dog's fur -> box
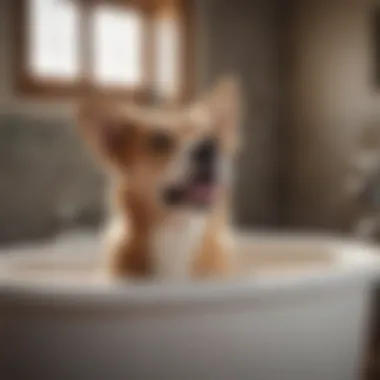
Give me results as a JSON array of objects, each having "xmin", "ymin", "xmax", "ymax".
[{"xmin": 77, "ymin": 77, "xmax": 240, "ymax": 280}]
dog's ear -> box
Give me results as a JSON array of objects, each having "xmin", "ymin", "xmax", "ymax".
[
  {"xmin": 77, "ymin": 99, "xmax": 136, "ymax": 167},
  {"xmin": 197, "ymin": 76, "xmax": 241, "ymax": 150},
  {"xmin": 203, "ymin": 76, "xmax": 240, "ymax": 131}
]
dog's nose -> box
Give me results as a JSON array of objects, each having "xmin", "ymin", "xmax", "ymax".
[
  {"xmin": 192, "ymin": 138, "xmax": 217, "ymax": 165},
  {"xmin": 191, "ymin": 138, "xmax": 218, "ymax": 184}
]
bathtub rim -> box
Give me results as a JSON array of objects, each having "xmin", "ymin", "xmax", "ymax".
[{"xmin": 0, "ymin": 233, "xmax": 379, "ymax": 309}]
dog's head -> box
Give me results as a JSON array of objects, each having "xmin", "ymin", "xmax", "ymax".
[{"xmin": 78, "ymin": 77, "xmax": 241, "ymax": 211}]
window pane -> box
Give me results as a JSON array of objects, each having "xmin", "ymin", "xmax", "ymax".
[
  {"xmin": 27, "ymin": 0, "xmax": 80, "ymax": 79},
  {"xmin": 155, "ymin": 16, "xmax": 180, "ymax": 99},
  {"xmin": 92, "ymin": 6, "xmax": 143, "ymax": 86}
]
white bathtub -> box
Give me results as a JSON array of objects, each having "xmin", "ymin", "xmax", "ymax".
[{"xmin": 0, "ymin": 232, "xmax": 379, "ymax": 380}]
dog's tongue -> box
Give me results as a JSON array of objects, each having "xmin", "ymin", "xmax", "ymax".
[{"xmin": 187, "ymin": 183, "xmax": 215, "ymax": 204}]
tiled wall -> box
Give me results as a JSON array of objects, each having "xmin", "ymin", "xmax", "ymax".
[{"xmin": 0, "ymin": 114, "xmax": 106, "ymax": 244}]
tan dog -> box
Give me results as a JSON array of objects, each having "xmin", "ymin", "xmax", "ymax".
[{"xmin": 78, "ymin": 77, "xmax": 240, "ymax": 280}]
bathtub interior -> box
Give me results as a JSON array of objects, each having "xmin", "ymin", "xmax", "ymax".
[{"xmin": 0, "ymin": 232, "xmax": 377, "ymax": 287}]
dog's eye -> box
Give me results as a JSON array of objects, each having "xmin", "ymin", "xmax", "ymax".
[{"xmin": 147, "ymin": 131, "xmax": 175, "ymax": 154}]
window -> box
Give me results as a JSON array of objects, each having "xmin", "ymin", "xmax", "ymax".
[{"xmin": 13, "ymin": 0, "xmax": 194, "ymax": 102}]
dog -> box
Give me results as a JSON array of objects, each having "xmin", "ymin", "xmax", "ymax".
[{"xmin": 77, "ymin": 77, "xmax": 240, "ymax": 280}]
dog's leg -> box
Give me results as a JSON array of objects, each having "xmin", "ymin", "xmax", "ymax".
[
  {"xmin": 108, "ymin": 237, "xmax": 150, "ymax": 278},
  {"xmin": 105, "ymin": 218, "xmax": 151, "ymax": 278},
  {"xmin": 192, "ymin": 228, "xmax": 235, "ymax": 278}
]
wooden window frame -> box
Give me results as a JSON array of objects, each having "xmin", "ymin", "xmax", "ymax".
[{"xmin": 12, "ymin": 0, "xmax": 195, "ymax": 103}]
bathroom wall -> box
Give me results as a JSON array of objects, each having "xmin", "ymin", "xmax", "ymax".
[
  {"xmin": 0, "ymin": 0, "xmax": 104, "ymax": 244},
  {"xmin": 283, "ymin": 0, "xmax": 378, "ymax": 231},
  {"xmin": 196, "ymin": 0, "xmax": 282, "ymax": 227}
]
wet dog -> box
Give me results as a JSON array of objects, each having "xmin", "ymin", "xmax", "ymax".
[{"xmin": 77, "ymin": 77, "xmax": 240, "ymax": 279}]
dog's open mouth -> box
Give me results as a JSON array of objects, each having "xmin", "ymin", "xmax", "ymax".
[
  {"xmin": 186, "ymin": 182, "xmax": 216, "ymax": 205},
  {"xmin": 163, "ymin": 182, "xmax": 217, "ymax": 209}
]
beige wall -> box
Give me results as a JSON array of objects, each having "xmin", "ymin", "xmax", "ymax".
[{"xmin": 285, "ymin": 0, "xmax": 378, "ymax": 230}]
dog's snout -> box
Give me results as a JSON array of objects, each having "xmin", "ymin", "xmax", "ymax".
[
  {"xmin": 192, "ymin": 139, "xmax": 217, "ymax": 164},
  {"xmin": 191, "ymin": 138, "xmax": 218, "ymax": 184}
]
